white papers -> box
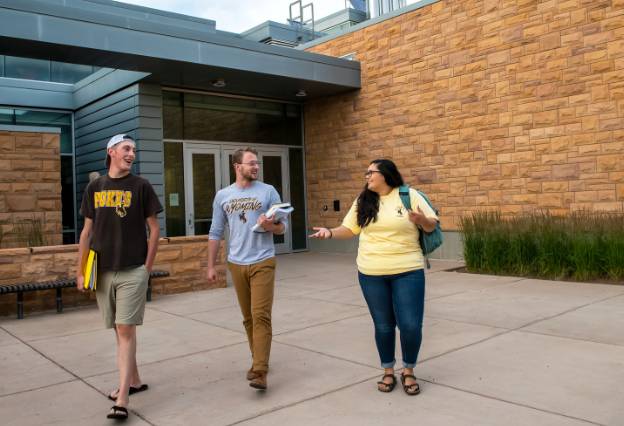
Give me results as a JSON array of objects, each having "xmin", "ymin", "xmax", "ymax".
[{"xmin": 252, "ymin": 203, "xmax": 294, "ymax": 233}]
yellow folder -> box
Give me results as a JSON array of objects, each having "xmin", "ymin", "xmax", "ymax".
[{"xmin": 83, "ymin": 249, "xmax": 98, "ymax": 291}]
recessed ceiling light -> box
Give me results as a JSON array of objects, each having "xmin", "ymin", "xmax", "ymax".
[
  {"xmin": 211, "ymin": 78, "xmax": 226, "ymax": 88},
  {"xmin": 296, "ymin": 89, "xmax": 307, "ymax": 97}
]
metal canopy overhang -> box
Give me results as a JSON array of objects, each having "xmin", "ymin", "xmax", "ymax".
[{"xmin": 0, "ymin": 0, "xmax": 361, "ymax": 101}]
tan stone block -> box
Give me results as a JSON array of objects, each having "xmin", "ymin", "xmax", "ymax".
[
  {"xmin": 497, "ymin": 153, "xmax": 512, "ymax": 163},
  {"xmin": 597, "ymin": 190, "xmax": 616, "ymax": 202},
  {"xmin": 524, "ymin": 24, "xmax": 549, "ymax": 39},
  {"xmin": 543, "ymin": 181, "xmax": 569, "ymax": 192},
  {"xmin": 550, "ymin": 136, "xmax": 572, "ymax": 152},
  {"xmin": 5, "ymin": 195, "xmax": 37, "ymax": 212},
  {"xmin": 541, "ymin": 33, "xmax": 561, "ymax": 50},
  {"xmin": 575, "ymin": 191, "xmax": 598, "ymax": 202},
  {"xmin": 599, "ymin": 118, "xmax": 623, "ymax": 131},
  {"xmin": 0, "ymin": 134, "xmax": 15, "ymax": 152},
  {"xmin": 602, "ymin": 141, "xmax": 624, "ymax": 153},
  {"xmin": 11, "ymin": 160, "xmax": 41, "ymax": 171},
  {"xmin": 534, "ymin": 110, "xmax": 558, "ymax": 126},
  {"xmin": 592, "ymin": 60, "xmax": 613, "ymax": 73},
  {"xmin": 512, "ymin": 113, "xmax": 533, "ymax": 125},
  {"xmin": 15, "ymin": 136, "xmax": 42, "ymax": 149},
  {"xmin": 500, "ymin": 164, "xmax": 518, "ymax": 177},
  {"xmin": 9, "ymin": 182, "xmax": 31, "ymax": 192},
  {"xmin": 604, "ymin": 70, "xmax": 623, "ymax": 83},
  {"xmin": 616, "ymin": 184, "xmax": 624, "ymax": 200},
  {"xmin": 37, "ymin": 200, "xmax": 59, "ymax": 211},
  {"xmin": 597, "ymin": 155, "xmax": 620, "ymax": 171},
  {"xmin": 538, "ymin": 193, "xmax": 563, "ymax": 207},
  {"xmin": 172, "ymin": 260, "xmax": 201, "ymax": 274},
  {"xmin": 578, "ymin": 143, "xmax": 602, "ymax": 154},
  {"xmin": 0, "ymin": 263, "xmax": 22, "ymax": 279},
  {"xmin": 552, "ymin": 164, "xmax": 580, "ymax": 179},
  {"xmin": 569, "ymin": 93, "xmax": 591, "ymax": 106},
  {"xmin": 541, "ymin": 153, "xmax": 568, "ymax": 164},
  {"xmin": 592, "ymin": 202, "xmax": 623, "ymax": 211},
  {"xmin": 512, "ymin": 193, "xmax": 537, "ymax": 204},
  {"xmin": 607, "ymin": 39, "xmax": 624, "ymax": 58},
  {"xmin": 511, "ymin": 151, "xmax": 536, "ymax": 162}
]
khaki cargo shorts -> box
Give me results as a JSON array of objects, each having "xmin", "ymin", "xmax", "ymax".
[{"xmin": 96, "ymin": 265, "xmax": 149, "ymax": 329}]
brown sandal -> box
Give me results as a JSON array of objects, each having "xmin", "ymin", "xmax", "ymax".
[
  {"xmin": 400, "ymin": 374, "xmax": 420, "ymax": 395},
  {"xmin": 377, "ymin": 374, "xmax": 396, "ymax": 392}
]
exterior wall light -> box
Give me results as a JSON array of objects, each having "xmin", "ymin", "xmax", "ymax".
[
  {"xmin": 296, "ymin": 89, "xmax": 307, "ymax": 97},
  {"xmin": 211, "ymin": 78, "xmax": 226, "ymax": 88}
]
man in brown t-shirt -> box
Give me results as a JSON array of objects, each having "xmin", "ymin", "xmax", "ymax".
[{"xmin": 76, "ymin": 134, "xmax": 162, "ymax": 421}]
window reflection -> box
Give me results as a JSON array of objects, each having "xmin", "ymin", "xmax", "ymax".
[{"xmin": 0, "ymin": 56, "xmax": 99, "ymax": 84}]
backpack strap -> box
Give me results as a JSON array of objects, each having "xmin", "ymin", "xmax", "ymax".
[
  {"xmin": 398, "ymin": 185, "xmax": 411, "ymax": 211},
  {"xmin": 400, "ymin": 185, "xmax": 433, "ymax": 270}
]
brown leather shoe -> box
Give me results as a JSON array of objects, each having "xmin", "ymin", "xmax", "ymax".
[
  {"xmin": 246, "ymin": 368, "xmax": 261, "ymax": 381},
  {"xmin": 249, "ymin": 371, "xmax": 267, "ymax": 390}
]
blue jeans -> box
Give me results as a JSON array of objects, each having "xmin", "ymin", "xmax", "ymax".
[{"xmin": 358, "ymin": 269, "xmax": 425, "ymax": 369}]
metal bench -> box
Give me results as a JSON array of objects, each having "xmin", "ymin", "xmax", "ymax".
[{"xmin": 0, "ymin": 270, "xmax": 169, "ymax": 319}]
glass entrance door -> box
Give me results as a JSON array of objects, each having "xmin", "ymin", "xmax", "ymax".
[
  {"xmin": 183, "ymin": 145, "xmax": 221, "ymax": 236},
  {"xmin": 221, "ymin": 147, "xmax": 291, "ymax": 253}
]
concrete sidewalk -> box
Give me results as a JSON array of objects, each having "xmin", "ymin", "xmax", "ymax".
[{"xmin": 1, "ymin": 252, "xmax": 623, "ymax": 426}]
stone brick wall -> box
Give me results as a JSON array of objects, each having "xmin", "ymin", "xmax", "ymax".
[
  {"xmin": 0, "ymin": 237, "xmax": 226, "ymax": 317},
  {"xmin": 0, "ymin": 131, "xmax": 63, "ymax": 247},
  {"xmin": 305, "ymin": 0, "xmax": 624, "ymax": 230}
]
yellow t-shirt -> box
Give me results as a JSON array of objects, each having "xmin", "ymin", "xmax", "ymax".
[{"xmin": 341, "ymin": 187, "xmax": 439, "ymax": 276}]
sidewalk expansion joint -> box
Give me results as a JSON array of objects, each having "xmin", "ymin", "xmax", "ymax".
[
  {"xmin": 224, "ymin": 373, "xmax": 382, "ymax": 426},
  {"xmin": 418, "ymin": 380, "xmax": 605, "ymax": 426},
  {"xmin": 0, "ymin": 325, "xmax": 157, "ymax": 426}
]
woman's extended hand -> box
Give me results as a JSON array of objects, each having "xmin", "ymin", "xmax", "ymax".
[
  {"xmin": 407, "ymin": 206, "xmax": 427, "ymax": 226},
  {"xmin": 309, "ymin": 227, "xmax": 332, "ymax": 239},
  {"xmin": 408, "ymin": 207, "xmax": 437, "ymax": 232}
]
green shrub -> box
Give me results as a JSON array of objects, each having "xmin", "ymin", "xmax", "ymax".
[{"xmin": 460, "ymin": 211, "xmax": 624, "ymax": 283}]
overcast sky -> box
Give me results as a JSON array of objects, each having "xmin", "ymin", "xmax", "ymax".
[{"xmin": 121, "ymin": 0, "xmax": 350, "ymax": 33}]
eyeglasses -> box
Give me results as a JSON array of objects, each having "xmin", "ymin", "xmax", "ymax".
[
  {"xmin": 237, "ymin": 161, "xmax": 262, "ymax": 167},
  {"xmin": 364, "ymin": 170, "xmax": 382, "ymax": 178}
]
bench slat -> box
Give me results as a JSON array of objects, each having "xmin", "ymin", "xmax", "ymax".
[{"xmin": 1, "ymin": 270, "xmax": 169, "ymax": 319}]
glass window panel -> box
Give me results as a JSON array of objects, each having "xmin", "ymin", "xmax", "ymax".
[
  {"xmin": 192, "ymin": 153, "xmax": 216, "ymax": 236},
  {"xmin": 59, "ymin": 131, "xmax": 72, "ymax": 154},
  {"xmin": 0, "ymin": 55, "xmax": 4, "ymax": 77},
  {"xmin": 0, "ymin": 108, "xmax": 13, "ymax": 124},
  {"xmin": 5, "ymin": 56, "xmax": 50, "ymax": 81},
  {"xmin": 15, "ymin": 110, "xmax": 70, "ymax": 126},
  {"xmin": 228, "ymin": 154, "xmax": 236, "ymax": 185},
  {"xmin": 176, "ymin": 92, "xmax": 302, "ymax": 146},
  {"xmin": 50, "ymin": 61, "xmax": 95, "ymax": 84},
  {"xmin": 289, "ymin": 148, "xmax": 307, "ymax": 250},
  {"xmin": 163, "ymin": 91, "xmax": 184, "ymax": 139},
  {"xmin": 164, "ymin": 142, "xmax": 186, "ymax": 237},
  {"xmin": 14, "ymin": 110, "xmax": 73, "ymax": 153},
  {"xmin": 262, "ymin": 155, "xmax": 285, "ymax": 245},
  {"xmin": 63, "ymin": 231, "xmax": 76, "ymax": 244},
  {"xmin": 61, "ymin": 156, "xmax": 75, "ymax": 233}
]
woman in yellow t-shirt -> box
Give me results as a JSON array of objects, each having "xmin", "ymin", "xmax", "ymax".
[{"xmin": 310, "ymin": 159, "xmax": 438, "ymax": 395}]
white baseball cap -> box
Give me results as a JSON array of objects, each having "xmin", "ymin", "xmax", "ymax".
[{"xmin": 105, "ymin": 134, "xmax": 135, "ymax": 167}]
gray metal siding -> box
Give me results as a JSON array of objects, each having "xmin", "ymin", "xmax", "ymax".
[{"xmin": 74, "ymin": 83, "xmax": 165, "ymax": 233}]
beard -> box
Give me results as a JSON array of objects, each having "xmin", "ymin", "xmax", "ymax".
[{"xmin": 241, "ymin": 169, "xmax": 258, "ymax": 181}]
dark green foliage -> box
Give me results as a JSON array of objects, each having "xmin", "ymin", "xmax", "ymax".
[{"xmin": 459, "ymin": 211, "xmax": 624, "ymax": 283}]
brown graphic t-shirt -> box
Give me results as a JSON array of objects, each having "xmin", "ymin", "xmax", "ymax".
[{"xmin": 80, "ymin": 174, "xmax": 163, "ymax": 271}]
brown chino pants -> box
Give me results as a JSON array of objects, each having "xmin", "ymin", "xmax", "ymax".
[{"xmin": 228, "ymin": 257, "xmax": 276, "ymax": 373}]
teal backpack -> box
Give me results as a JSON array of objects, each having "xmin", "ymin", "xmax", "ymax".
[{"xmin": 398, "ymin": 185, "xmax": 443, "ymax": 269}]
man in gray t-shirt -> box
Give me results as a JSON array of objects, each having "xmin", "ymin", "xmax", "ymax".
[{"xmin": 207, "ymin": 147, "xmax": 288, "ymax": 391}]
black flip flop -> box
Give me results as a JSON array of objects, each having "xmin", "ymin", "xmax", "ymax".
[
  {"xmin": 400, "ymin": 374, "xmax": 420, "ymax": 395},
  {"xmin": 377, "ymin": 374, "xmax": 397, "ymax": 393},
  {"xmin": 108, "ymin": 384, "xmax": 149, "ymax": 401},
  {"xmin": 106, "ymin": 405, "xmax": 128, "ymax": 420}
]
